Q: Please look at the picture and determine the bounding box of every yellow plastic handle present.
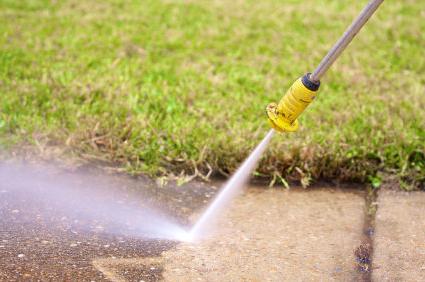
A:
[266,75,319,132]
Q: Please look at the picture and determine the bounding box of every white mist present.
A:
[0,163,189,241]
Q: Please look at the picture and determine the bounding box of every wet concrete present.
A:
[372,190,425,281]
[0,164,215,281]
[1,164,369,281]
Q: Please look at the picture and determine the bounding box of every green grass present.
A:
[0,0,424,189]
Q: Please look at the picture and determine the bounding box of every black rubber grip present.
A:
[301,73,320,91]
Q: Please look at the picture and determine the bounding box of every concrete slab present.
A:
[372,190,425,281]
[1,163,367,281]
[161,188,365,281]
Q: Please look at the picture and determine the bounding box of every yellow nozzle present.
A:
[266,73,320,132]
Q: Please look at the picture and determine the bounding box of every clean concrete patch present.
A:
[372,190,425,281]
[162,188,365,281]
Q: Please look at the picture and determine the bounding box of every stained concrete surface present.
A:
[372,190,425,281]
[1,164,368,281]
[0,164,214,281]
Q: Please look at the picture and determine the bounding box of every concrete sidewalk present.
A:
[1,164,424,281]
[372,190,425,281]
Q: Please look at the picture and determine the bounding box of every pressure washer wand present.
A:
[311,0,384,81]
[266,0,384,132]
[187,0,385,242]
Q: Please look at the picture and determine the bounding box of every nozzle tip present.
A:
[266,103,299,133]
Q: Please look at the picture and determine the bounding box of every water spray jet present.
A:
[189,130,275,241]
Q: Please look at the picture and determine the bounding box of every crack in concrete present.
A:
[354,186,379,282]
